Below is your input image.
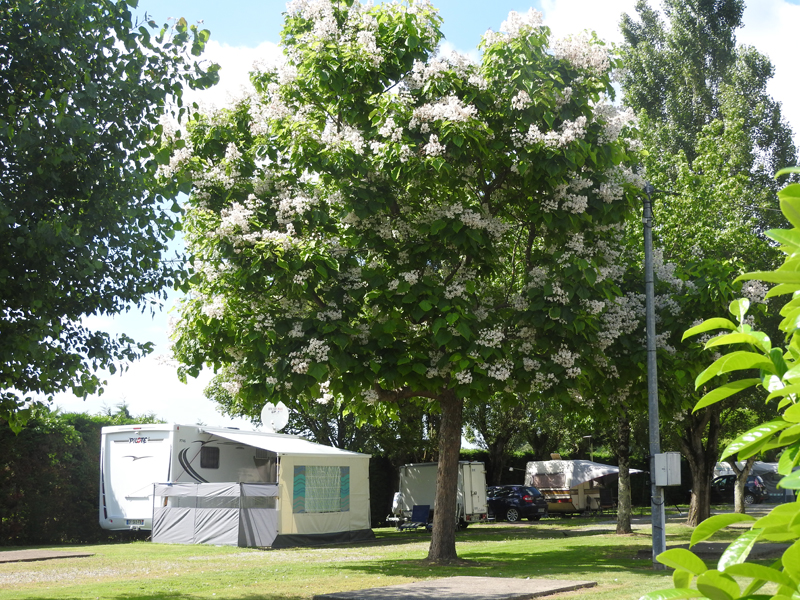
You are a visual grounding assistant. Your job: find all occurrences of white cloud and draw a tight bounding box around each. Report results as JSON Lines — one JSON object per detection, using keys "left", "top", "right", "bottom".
{"left": 541, "top": 0, "right": 637, "bottom": 44}
{"left": 184, "top": 39, "right": 282, "bottom": 111}
{"left": 53, "top": 354, "right": 255, "bottom": 429}
{"left": 739, "top": 0, "right": 800, "bottom": 148}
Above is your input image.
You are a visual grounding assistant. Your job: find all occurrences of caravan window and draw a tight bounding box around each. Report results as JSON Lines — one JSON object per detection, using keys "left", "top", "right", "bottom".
{"left": 201, "top": 446, "right": 220, "bottom": 469}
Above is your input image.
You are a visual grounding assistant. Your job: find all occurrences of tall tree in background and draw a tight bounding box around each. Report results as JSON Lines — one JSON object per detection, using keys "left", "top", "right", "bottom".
{"left": 619, "top": 0, "right": 796, "bottom": 526}
{"left": 0, "top": 0, "right": 218, "bottom": 430}
{"left": 168, "top": 1, "right": 640, "bottom": 561}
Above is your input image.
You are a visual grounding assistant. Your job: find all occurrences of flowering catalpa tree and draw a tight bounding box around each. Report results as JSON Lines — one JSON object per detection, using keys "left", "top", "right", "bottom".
{"left": 166, "top": 0, "right": 640, "bottom": 561}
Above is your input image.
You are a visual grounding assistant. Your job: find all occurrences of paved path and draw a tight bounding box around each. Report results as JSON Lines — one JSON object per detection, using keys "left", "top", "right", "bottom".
{"left": 0, "top": 549, "right": 94, "bottom": 563}
{"left": 314, "top": 576, "right": 596, "bottom": 600}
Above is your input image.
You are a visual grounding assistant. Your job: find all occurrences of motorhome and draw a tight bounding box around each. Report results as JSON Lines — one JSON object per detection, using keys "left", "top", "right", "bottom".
{"left": 524, "top": 459, "right": 642, "bottom": 515}
{"left": 389, "top": 461, "right": 489, "bottom": 528}
{"left": 99, "top": 424, "right": 373, "bottom": 547}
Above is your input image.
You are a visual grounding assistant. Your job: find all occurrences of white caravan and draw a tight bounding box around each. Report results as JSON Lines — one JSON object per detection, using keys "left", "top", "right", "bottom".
{"left": 524, "top": 459, "right": 642, "bottom": 515}
{"left": 99, "top": 424, "right": 372, "bottom": 548}
{"left": 390, "top": 461, "right": 488, "bottom": 528}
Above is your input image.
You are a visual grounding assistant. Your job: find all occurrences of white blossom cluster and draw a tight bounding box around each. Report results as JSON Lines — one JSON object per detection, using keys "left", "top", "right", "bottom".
{"left": 593, "top": 101, "right": 637, "bottom": 144}
{"left": 404, "top": 52, "right": 486, "bottom": 91}
{"left": 476, "top": 326, "right": 505, "bottom": 348}
{"left": 524, "top": 116, "right": 587, "bottom": 149}
{"left": 318, "top": 380, "right": 334, "bottom": 404}
{"left": 422, "top": 202, "right": 510, "bottom": 241}
{"left": 597, "top": 293, "right": 645, "bottom": 350}
{"left": 511, "top": 90, "right": 532, "bottom": 111}
{"left": 742, "top": 281, "right": 769, "bottom": 305}
{"left": 411, "top": 95, "right": 478, "bottom": 129}
{"left": 423, "top": 134, "right": 446, "bottom": 157}
{"left": 320, "top": 122, "right": 366, "bottom": 155}
{"left": 202, "top": 295, "right": 226, "bottom": 320}
{"left": 482, "top": 8, "right": 543, "bottom": 46}
{"left": 552, "top": 32, "right": 610, "bottom": 76}
{"left": 455, "top": 370, "right": 473, "bottom": 385}
{"left": 481, "top": 359, "right": 513, "bottom": 381}
{"left": 288, "top": 338, "right": 330, "bottom": 374}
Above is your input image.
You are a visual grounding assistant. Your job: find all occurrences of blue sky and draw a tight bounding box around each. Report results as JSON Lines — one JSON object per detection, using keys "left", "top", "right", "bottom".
{"left": 52, "top": 0, "right": 800, "bottom": 429}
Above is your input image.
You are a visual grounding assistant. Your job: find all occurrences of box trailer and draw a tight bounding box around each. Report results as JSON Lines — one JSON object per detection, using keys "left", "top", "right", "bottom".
{"left": 390, "top": 461, "right": 488, "bottom": 528}
{"left": 99, "top": 424, "right": 373, "bottom": 548}
{"left": 524, "top": 459, "right": 642, "bottom": 515}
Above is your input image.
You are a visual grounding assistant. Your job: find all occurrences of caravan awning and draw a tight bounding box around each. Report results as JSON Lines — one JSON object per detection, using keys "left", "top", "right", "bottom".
{"left": 201, "top": 428, "right": 370, "bottom": 458}
{"left": 528, "top": 460, "right": 643, "bottom": 488}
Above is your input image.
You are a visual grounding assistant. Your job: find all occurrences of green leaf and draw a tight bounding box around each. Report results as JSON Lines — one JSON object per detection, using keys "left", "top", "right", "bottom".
{"left": 736, "top": 269, "right": 800, "bottom": 286}
{"left": 720, "top": 420, "right": 792, "bottom": 460}
{"left": 691, "top": 513, "right": 756, "bottom": 546}
{"left": 723, "top": 562, "right": 796, "bottom": 588}
{"left": 766, "top": 384, "right": 800, "bottom": 401}
{"left": 751, "top": 503, "right": 800, "bottom": 530}
{"left": 784, "top": 402, "right": 800, "bottom": 423}
{"left": 696, "top": 570, "right": 739, "bottom": 600}
{"left": 717, "top": 529, "right": 761, "bottom": 571}
{"left": 307, "top": 362, "right": 327, "bottom": 381}
{"left": 779, "top": 184, "right": 800, "bottom": 230}
{"left": 694, "top": 351, "right": 775, "bottom": 389}
{"left": 704, "top": 333, "right": 769, "bottom": 352}
{"left": 673, "top": 569, "right": 692, "bottom": 589}
{"left": 419, "top": 300, "right": 433, "bottom": 312}
{"left": 682, "top": 318, "right": 737, "bottom": 341}
{"left": 657, "top": 548, "right": 708, "bottom": 575}
{"left": 781, "top": 540, "right": 800, "bottom": 581}
{"left": 693, "top": 379, "right": 760, "bottom": 412}
{"left": 776, "top": 167, "right": 800, "bottom": 178}
{"left": 776, "top": 468, "right": 800, "bottom": 489}
{"left": 728, "top": 298, "right": 750, "bottom": 322}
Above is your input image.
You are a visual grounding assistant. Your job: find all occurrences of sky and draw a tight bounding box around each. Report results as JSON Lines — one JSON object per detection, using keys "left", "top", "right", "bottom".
{"left": 52, "top": 0, "right": 800, "bottom": 429}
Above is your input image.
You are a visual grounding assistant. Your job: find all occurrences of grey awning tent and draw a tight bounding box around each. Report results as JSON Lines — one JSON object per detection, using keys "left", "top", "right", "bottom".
{"left": 152, "top": 482, "right": 279, "bottom": 547}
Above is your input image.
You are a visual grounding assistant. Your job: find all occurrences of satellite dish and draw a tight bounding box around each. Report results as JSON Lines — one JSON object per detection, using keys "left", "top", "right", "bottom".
{"left": 260, "top": 401, "right": 289, "bottom": 433}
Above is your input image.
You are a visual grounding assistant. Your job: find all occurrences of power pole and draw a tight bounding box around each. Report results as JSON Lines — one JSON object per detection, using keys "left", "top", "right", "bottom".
{"left": 643, "top": 183, "right": 666, "bottom": 570}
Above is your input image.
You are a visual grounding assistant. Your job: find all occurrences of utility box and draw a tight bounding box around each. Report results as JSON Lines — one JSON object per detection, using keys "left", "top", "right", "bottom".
{"left": 654, "top": 452, "right": 682, "bottom": 486}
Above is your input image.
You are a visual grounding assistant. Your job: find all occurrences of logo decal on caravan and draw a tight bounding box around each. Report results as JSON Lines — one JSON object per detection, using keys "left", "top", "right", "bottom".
{"left": 178, "top": 448, "right": 209, "bottom": 483}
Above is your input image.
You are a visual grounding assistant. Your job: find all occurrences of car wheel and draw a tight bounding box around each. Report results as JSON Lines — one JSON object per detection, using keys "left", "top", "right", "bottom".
{"left": 506, "top": 508, "right": 520, "bottom": 522}
{"left": 744, "top": 493, "right": 755, "bottom": 505}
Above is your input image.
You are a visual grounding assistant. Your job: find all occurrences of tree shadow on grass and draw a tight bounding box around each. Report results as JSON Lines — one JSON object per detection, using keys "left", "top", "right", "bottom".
{"left": 325, "top": 538, "right": 675, "bottom": 582}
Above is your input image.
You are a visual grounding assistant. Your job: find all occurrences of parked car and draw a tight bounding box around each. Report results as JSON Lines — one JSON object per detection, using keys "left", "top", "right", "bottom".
{"left": 487, "top": 485, "right": 548, "bottom": 522}
{"left": 710, "top": 474, "right": 768, "bottom": 505}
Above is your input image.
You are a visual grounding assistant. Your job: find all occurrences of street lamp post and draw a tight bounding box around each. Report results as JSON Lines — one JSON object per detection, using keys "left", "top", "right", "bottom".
{"left": 644, "top": 183, "right": 666, "bottom": 570}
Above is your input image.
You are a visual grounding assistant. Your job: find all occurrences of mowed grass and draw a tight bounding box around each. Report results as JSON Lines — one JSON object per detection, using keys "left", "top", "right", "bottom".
{"left": 0, "top": 515, "right": 739, "bottom": 600}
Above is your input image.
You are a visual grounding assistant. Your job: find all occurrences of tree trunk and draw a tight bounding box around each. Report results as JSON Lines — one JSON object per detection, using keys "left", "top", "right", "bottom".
{"left": 729, "top": 456, "right": 756, "bottom": 514}
{"left": 681, "top": 405, "right": 721, "bottom": 527}
{"left": 616, "top": 413, "right": 632, "bottom": 534}
{"left": 427, "top": 391, "right": 463, "bottom": 563}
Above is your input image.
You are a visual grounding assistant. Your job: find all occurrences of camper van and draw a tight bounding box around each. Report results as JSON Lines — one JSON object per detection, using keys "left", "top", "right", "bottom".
{"left": 99, "top": 424, "right": 373, "bottom": 548}
{"left": 524, "top": 459, "right": 641, "bottom": 515}
{"left": 390, "top": 461, "right": 489, "bottom": 528}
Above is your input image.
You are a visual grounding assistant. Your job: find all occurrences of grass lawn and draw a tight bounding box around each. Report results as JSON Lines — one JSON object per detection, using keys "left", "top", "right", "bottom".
{"left": 0, "top": 512, "right": 743, "bottom": 600}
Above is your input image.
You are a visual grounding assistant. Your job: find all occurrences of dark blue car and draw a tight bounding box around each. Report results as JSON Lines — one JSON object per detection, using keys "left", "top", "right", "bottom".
{"left": 487, "top": 485, "right": 549, "bottom": 522}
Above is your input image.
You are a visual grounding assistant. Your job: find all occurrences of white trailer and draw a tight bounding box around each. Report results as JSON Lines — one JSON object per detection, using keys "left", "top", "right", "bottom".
{"left": 524, "top": 459, "right": 642, "bottom": 515}
{"left": 99, "top": 424, "right": 373, "bottom": 548}
{"left": 390, "top": 461, "right": 488, "bottom": 528}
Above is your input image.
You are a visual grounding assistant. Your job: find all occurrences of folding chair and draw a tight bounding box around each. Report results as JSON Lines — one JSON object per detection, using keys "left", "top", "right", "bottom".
{"left": 398, "top": 504, "right": 431, "bottom": 531}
